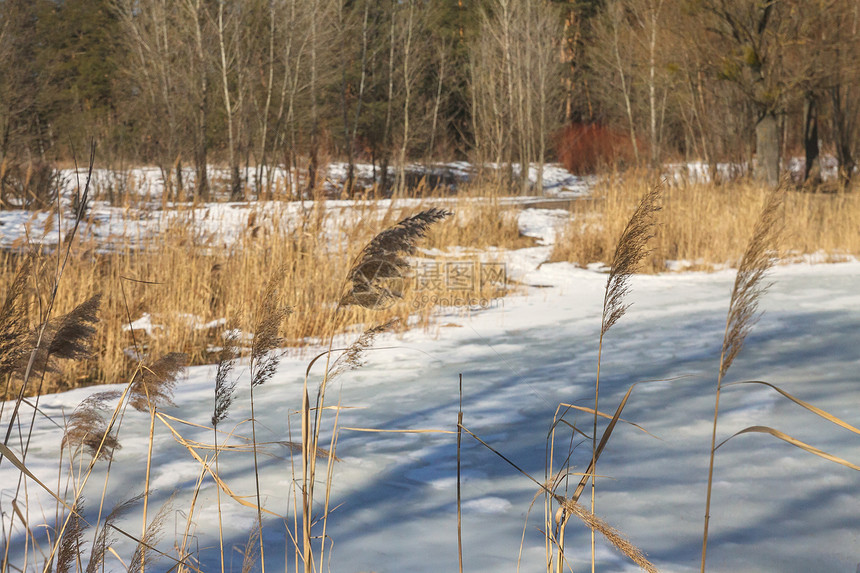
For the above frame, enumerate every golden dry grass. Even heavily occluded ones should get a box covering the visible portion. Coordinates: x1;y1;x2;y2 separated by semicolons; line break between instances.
551;178;860;271
0;187;523;397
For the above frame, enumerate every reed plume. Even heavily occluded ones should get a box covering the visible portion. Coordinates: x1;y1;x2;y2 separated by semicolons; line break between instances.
129;352;188;412
241;525;261;573
48;294;101;360
701;187;783;572
0;257;31;378
340;208;452;309
601;187;661;335
251;267;290;388
560;498;659;573
25;293;101;375
719;190;783;377
86;493;144;573
62;391;122;460
212;328;239;428
329;319;399;380
56;496;87;573
128;492;175;572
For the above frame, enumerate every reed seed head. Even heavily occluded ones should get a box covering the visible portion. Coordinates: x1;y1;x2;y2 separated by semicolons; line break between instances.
56;496;87;573
721;187;784;377
341;208;452;309
212;328;239;427
129;352;188;412
602;187;661;336
251;267;291;388
87;493;144;573
62;391;122;461
0;258;32;376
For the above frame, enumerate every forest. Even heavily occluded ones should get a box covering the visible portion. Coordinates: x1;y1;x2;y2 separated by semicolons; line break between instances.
1;0;858;202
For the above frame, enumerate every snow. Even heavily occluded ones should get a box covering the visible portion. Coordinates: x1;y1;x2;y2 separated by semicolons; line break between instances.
2;164;860;572
0;162;590;253
6;259;860;573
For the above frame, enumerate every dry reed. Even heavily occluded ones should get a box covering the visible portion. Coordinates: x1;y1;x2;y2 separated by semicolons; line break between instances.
560;498;658;573
129;353;188;412
0;187;522;397
56;496;86;573
700;187;783;571
61;391;122;461
0;258;31;378
86;493;143;573
128;492;174;573
4;171;857;573
341;208;452;309
583;186;660;572
300;207;452;573
552;178;859;270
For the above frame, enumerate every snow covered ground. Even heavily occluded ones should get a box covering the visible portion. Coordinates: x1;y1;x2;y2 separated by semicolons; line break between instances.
0;162;590;251
2;195;860;572
63;161;591;201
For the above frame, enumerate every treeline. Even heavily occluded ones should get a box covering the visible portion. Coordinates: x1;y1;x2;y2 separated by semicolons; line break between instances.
0;0;563;200
0;0;858;202
568;0;860;189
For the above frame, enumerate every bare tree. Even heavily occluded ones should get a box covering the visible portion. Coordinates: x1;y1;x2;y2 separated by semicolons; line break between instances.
215;0;243;199
181;0;210;200
471;0;563;192
823;0;860;189
114;0;185;198
697;0;801;187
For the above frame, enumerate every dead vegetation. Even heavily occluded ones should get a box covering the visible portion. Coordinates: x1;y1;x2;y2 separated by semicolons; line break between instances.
551;177;860;271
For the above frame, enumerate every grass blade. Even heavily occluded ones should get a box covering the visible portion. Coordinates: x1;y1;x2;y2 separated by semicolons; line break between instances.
573;383;638;504
726;380;860;436
716;425;860;471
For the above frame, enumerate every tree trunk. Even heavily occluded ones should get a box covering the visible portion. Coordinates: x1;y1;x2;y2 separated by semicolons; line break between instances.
830;85;856;190
308;0;319;194
396;0;416;197
217;1;241;201
803;94;821;188
257;3;276;200
612;4;639;167
191;0;208;201
754;111;779;187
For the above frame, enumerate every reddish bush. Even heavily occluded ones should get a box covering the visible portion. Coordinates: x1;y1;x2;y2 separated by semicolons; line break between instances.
554;122;641;174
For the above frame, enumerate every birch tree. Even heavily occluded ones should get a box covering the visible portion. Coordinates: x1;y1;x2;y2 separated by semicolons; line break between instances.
471;0;563;192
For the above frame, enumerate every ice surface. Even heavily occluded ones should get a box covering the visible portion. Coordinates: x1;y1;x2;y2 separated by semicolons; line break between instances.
3;257;860;572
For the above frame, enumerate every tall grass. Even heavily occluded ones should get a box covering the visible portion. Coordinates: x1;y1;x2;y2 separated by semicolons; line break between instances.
0;188;522;398
552;178;860;270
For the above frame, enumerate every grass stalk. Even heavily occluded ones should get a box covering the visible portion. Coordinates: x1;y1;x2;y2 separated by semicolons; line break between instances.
176;458;208;573
318;395;343;570
140;389;155;573
700;188;782;572
457;373;464;573
249;387;266;573
214;430;226;573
